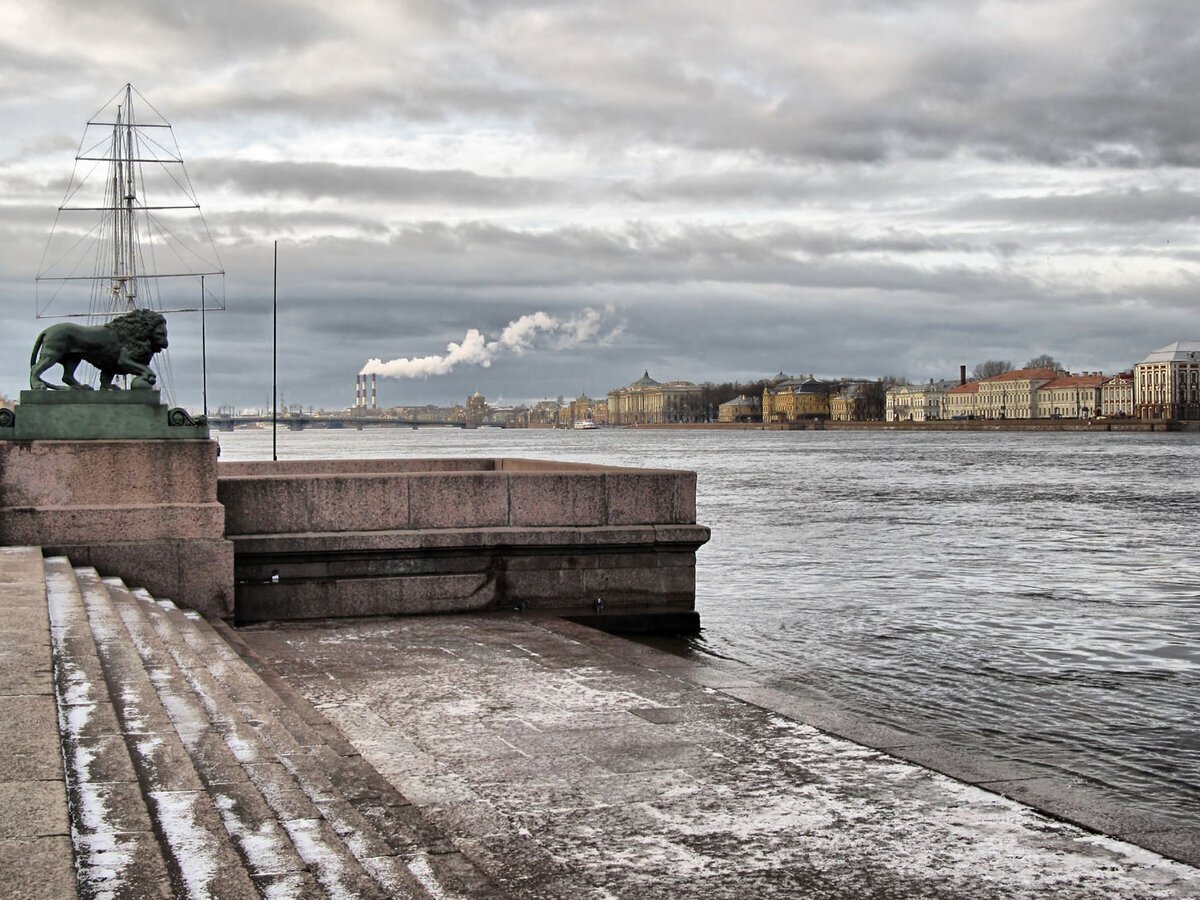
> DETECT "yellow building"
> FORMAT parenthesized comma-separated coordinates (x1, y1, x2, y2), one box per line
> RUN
(829, 381, 872, 421)
(829, 394, 855, 422)
(607, 371, 702, 424)
(561, 394, 604, 426)
(1035, 374, 1105, 419)
(528, 399, 564, 426)
(944, 381, 980, 418)
(975, 368, 1058, 419)
(465, 390, 488, 427)
(763, 378, 830, 423)
(717, 394, 761, 423)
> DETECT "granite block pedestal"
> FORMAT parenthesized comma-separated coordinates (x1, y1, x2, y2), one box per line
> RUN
(0, 392, 232, 617)
(3, 390, 208, 440)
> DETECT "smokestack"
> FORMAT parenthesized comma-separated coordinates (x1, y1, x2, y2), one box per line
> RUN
(371, 373, 377, 409)
(355, 374, 362, 408)
(960, 365, 967, 386)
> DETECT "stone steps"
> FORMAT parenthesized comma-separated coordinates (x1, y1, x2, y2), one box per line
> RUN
(1, 547, 76, 900)
(45, 555, 179, 899)
(42, 555, 498, 898)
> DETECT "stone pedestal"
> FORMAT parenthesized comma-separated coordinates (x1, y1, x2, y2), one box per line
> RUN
(2, 390, 208, 440)
(0, 439, 233, 617)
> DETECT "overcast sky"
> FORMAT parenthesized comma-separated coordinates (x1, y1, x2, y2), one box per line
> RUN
(3, 0, 1200, 410)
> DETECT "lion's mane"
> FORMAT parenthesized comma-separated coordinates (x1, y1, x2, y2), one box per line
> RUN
(105, 309, 167, 364)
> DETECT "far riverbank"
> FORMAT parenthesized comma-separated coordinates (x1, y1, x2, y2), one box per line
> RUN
(608, 418, 1180, 432)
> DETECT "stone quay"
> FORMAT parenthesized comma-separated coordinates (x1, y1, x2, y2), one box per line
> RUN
(3, 547, 1200, 898)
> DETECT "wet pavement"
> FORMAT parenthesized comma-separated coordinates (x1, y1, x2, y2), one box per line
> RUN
(235, 613, 1200, 899)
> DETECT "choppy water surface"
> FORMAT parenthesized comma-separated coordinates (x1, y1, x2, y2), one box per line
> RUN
(220, 427, 1200, 827)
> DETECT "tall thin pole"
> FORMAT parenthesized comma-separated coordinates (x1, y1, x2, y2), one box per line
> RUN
(123, 85, 137, 310)
(111, 104, 122, 311)
(200, 275, 208, 417)
(272, 240, 278, 461)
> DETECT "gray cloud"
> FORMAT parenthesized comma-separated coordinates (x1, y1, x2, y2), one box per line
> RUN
(950, 186, 1200, 224)
(3, 0, 1200, 410)
(193, 159, 559, 206)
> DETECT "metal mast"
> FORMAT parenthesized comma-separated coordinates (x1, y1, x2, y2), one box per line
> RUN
(36, 83, 226, 321)
(112, 85, 139, 312)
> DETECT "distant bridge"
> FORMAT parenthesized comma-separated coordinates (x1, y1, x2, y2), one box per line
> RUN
(206, 415, 483, 431)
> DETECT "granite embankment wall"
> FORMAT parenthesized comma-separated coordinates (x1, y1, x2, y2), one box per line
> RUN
(218, 458, 709, 630)
(1, 447, 709, 629)
(826, 419, 1173, 432)
(620, 419, 1174, 431)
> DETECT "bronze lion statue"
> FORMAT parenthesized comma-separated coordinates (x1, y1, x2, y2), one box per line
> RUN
(30, 308, 169, 391)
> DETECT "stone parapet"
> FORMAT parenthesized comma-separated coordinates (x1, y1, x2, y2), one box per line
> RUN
(219, 458, 708, 631)
(219, 457, 501, 476)
(218, 460, 698, 533)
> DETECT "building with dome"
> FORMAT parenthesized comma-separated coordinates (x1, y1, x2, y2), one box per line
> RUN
(606, 371, 702, 424)
(465, 390, 488, 428)
(558, 393, 606, 426)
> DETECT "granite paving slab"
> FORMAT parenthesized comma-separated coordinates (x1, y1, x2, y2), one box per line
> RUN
(234, 612, 1200, 899)
(0, 547, 76, 900)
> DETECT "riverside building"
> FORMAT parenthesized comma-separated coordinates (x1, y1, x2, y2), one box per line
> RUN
(1034, 374, 1106, 419)
(717, 394, 761, 423)
(607, 371, 703, 424)
(829, 381, 874, 422)
(1134, 342, 1200, 420)
(944, 381, 980, 418)
(561, 394, 606, 426)
(974, 368, 1059, 419)
(762, 377, 831, 423)
(884, 380, 959, 422)
(1101, 373, 1135, 417)
(909, 370, 1129, 420)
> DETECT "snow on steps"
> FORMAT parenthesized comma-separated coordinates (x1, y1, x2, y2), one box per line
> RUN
(44, 556, 493, 899)
(46, 555, 178, 899)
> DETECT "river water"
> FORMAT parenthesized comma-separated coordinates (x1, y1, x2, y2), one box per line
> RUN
(217, 426, 1200, 830)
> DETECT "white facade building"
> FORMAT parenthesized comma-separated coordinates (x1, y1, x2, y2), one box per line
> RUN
(885, 380, 958, 421)
(1101, 374, 1135, 418)
(1134, 342, 1200, 420)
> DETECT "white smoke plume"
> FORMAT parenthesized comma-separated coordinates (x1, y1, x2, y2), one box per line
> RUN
(361, 306, 622, 379)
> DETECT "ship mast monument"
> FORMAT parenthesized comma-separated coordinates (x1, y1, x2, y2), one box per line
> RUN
(7, 83, 223, 438)
(0, 84, 235, 615)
